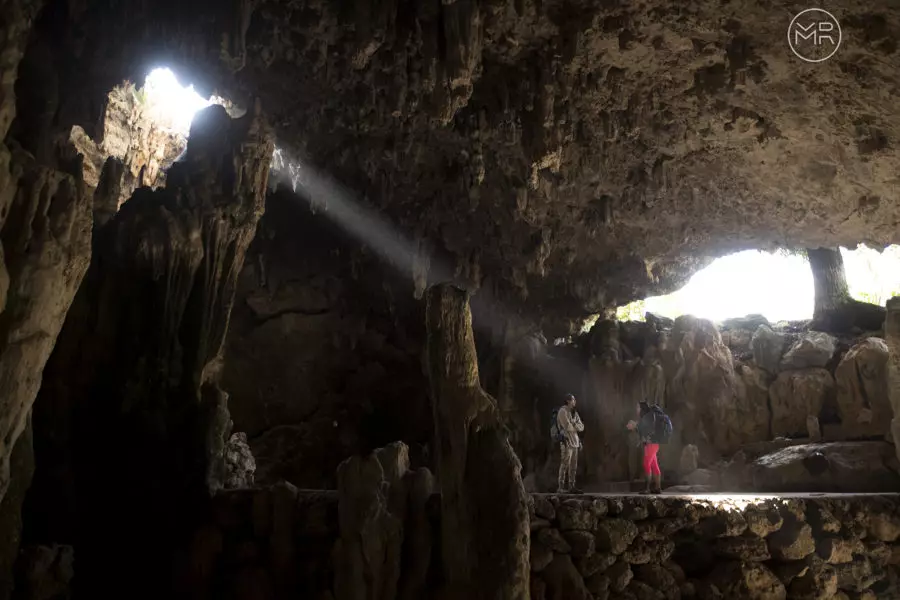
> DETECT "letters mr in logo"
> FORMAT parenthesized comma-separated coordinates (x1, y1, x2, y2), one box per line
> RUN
(788, 9, 842, 63)
(793, 20, 837, 47)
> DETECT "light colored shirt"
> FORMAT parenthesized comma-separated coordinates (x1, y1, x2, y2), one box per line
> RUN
(557, 407, 584, 448)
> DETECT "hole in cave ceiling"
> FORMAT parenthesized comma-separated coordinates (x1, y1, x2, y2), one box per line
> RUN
(69, 67, 246, 207)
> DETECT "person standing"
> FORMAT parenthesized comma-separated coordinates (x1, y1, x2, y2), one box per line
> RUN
(555, 393, 584, 493)
(627, 401, 672, 494)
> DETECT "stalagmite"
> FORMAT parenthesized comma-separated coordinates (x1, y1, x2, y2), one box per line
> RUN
(886, 298, 900, 463)
(424, 284, 530, 600)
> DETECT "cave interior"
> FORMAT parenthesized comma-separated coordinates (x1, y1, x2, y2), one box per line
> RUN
(1, 0, 900, 598)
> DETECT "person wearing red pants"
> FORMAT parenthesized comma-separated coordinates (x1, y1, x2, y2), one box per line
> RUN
(627, 401, 672, 494)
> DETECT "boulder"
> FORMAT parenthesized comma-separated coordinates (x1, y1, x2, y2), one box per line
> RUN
(743, 504, 783, 538)
(780, 332, 837, 370)
(833, 556, 879, 592)
(595, 518, 639, 555)
(534, 496, 556, 520)
(769, 369, 834, 438)
(557, 498, 598, 531)
(751, 326, 788, 373)
(747, 442, 900, 493)
(708, 561, 786, 599)
(661, 316, 740, 457)
(834, 338, 890, 439)
(733, 364, 774, 445)
(816, 537, 863, 564)
(787, 562, 838, 599)
(767, 522, 815, 561)
(542, 554, 592, 600)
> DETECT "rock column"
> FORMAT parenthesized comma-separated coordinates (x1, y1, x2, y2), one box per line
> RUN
(425, 284, 530, 599)
(26, 103, 273, 598)
(886, 297, 900, 462)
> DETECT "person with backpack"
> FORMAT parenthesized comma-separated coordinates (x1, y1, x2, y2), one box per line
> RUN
(626, 401, 673, 494)
(551, 393, 584, 493)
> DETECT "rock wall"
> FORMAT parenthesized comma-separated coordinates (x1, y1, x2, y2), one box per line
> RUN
(549, 312, 898, 492)
(223, 186, 433, 489)
(178, 488, 900, 600)
(21, 104, 274, 598)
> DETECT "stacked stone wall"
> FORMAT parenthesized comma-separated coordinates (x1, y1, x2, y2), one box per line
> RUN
(183, 488, 900, 599)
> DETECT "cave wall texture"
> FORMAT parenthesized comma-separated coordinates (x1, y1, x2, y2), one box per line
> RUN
(1, 0, 900, 597)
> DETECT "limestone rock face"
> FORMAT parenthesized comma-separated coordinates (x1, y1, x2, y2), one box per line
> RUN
(25, 104, 274, 597)
(224, 432, 256, 489)
(834, 338, 890, 439)
(769, 369, 834, 439)
(888, 298, 900, 464)
(751, 326, 788, 374)
(663, 316, 738, 457)
(748, 442, 900, 493)
(0, 146, 92, 506)
(733, 363, 774, 445)
(780, 333, 837, 370)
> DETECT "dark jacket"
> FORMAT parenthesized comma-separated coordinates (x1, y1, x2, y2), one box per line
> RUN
(637, 406, 663, 444)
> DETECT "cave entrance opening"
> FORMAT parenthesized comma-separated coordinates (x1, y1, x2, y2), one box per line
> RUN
(612, 244, 900, 326)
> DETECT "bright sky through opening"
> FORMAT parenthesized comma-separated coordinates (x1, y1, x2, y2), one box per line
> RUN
(142, 68, 212, 135)
(632, 246, 900, 323)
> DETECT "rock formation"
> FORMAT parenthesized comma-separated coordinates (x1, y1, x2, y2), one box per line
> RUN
(425, 284, 530, 599)
(22, 103, 273, 597)
(887, 298, 900, 463)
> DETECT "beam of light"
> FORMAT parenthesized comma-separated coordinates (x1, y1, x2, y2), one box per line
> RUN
(268, 152, 584, 396)
(142, 67, 213, 135)
(271, 149, 452, 285)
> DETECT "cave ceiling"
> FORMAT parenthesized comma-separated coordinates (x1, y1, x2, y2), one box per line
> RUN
(42, 0, 900, 319)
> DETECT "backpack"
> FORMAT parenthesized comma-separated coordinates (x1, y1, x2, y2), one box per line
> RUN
(652, 406, 673, 444)
(550, 407, 564, 443)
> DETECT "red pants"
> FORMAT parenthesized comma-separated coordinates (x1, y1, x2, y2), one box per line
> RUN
(643, 443, 661, 476)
